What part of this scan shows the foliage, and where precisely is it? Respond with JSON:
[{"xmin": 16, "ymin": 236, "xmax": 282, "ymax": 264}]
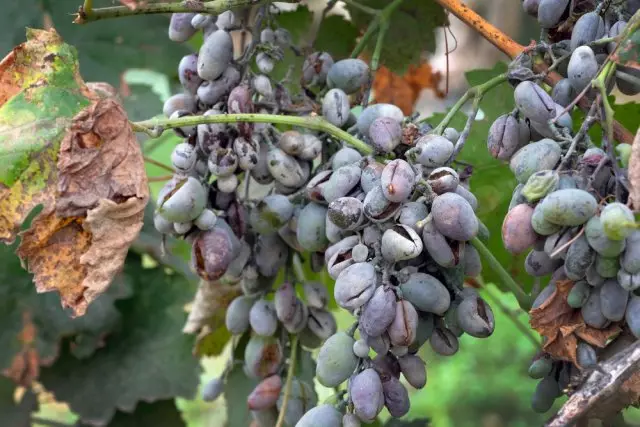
[
  {"xmin": 346, "ymin": 0, "xmax": 447, "ymax": 73},
  {"xmin": 0, "ymin": 0, "xmax": 638, "ymax": 426}
]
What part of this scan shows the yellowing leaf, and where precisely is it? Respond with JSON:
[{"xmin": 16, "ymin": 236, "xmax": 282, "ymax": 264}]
[{"xmin": 0, "ymin": 29, "xmax": 148, "ymax": 316}]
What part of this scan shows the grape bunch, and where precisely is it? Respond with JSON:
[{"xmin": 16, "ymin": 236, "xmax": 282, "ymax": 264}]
[
  {"xmin": 154, "ymin": 5, "xmax": 499, "ymax": 426},
  {"xmin": 480, "ymin": 0, "xmax": 640, "ymax": 414}
]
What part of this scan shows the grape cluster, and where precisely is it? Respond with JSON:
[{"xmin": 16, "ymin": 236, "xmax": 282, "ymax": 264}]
[
  {"xmin": 485, "ymin": 0, "xmax": 640, "ymax": 413},
  {"xmin": 155, "ymin": 6, "xmax": 499, "ymax": 426}
]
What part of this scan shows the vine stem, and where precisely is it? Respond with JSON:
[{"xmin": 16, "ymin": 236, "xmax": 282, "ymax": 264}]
[
  {"xmin": 432, "ymin": 0, "xmax": 636, "ymax": 145},
  {"xmin": 429, "ymin": 73, "xmax": 508, "ymax": 133},
  {"xmin": 74, "ymin": 0, "xmax": 298, "ymax": 24},
  {"xmin": 275, "ymin": 335, "xmax": 299, "ymax": 427},
  {"xmin": 476, "ymin": 277, "xmax": 540, "ymax": 348},
  {"xmin": 82, "ymin": 0, "xmax": 93, "ymax": 16},
  {"xmin": 292, "ymin": 253, "xmax": 306, "ymax": 283},
  {"xmin": 143, "ymin": 155, "xmax": 174, "ymax": 173},
  {"xmin": 133, "ymin": 113, "xmax": 374, "ymax": 155},
  {"xmin": 470, "ymin": 237, "xmax": 533, "ymax": 310},
  {"xmin": 350, "ymin": 0, "xmax": 404, "ymax": 59},
  {"xmin": 593, "ymin": 61, "xmax": 618, "ymax": 146}
]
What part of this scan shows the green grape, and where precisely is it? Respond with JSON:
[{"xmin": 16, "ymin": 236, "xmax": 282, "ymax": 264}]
[
  {"xmin": 528, "ymin": 356, "xmax": 552, "ymax": 379},
  {"xmin": 400, "ymin": 272, "xmax": 451, "ymax": 315},
  {"xmin": 316, "ymin": 332, "xmax": 358, "ymax": 387},
  {"xmin": 567, "ymin": 280, "xmax": 591, "ymax": 308},
  {"xmin": 510, "ymin": 139, "xmax": 561, "ymax": 184}
]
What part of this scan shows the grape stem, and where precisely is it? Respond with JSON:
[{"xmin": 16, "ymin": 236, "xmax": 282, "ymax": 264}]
[
  {"xmin": 82, "ymin": 0, "xmax": 93, "ymax": 17},
  {"xmin": 341, "ymin": 0, "xmax": 378, "ymax": 15},
  {"xmin": 475, "ymin": 277, "xmax": 541, "ymax": 348},
  {"xmin": 74, "ymin": 0, "xmax": 298, "ymax": 24},
  {"xmin": 557, "ymin": 101, "xmax": 599, "ymax": 171},
  {"xmin": 427, "ymin": 73, "xmax": 507, "ymax": 134},
  {"xmin": 359, "ymin": 17, "xmax": 389, "ymax": 108},
  {"xmin": 275, "ymin": 335, "xmax": 299, "ymax": 427},
  {"xmin": 292, "ymin": 253, "xmax": 306, "ymax": 283},
  {"xmin": 470, "ymin": 236, "xmax": 533, "ymax": 310},
  {"xmin": 432, "ymin": 0, "xmax": 637, "ymax": 145},
  {"xmin": 593, "ymin": 61, "xmax": 618, "ymax": 147},
  {"xmin": 143, "ymin": 155, "xmax": 174, "ymax": 173},
  {"xmin": 147, "ymin": 174, "xmax": 175, "ymax": 182},
  {"xmin": 349, "ymin": 0, "xmax": 404, "ymax": 60},
  {"xmin": 132, "ymin": 113, "xmax": 374, "ymax": 155}
]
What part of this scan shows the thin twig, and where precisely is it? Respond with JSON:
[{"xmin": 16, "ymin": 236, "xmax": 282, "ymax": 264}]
[
  {"xmin": 292, "ymin": 253, "xmax": 307, "ymax": 283},
  {"xmin": 360, "ymin": 18, "xmax": 388, "ymax": 108},
  {"xmin": 350, "ymin": 17, "xmax": 380, "ymax": 59},
  {"xmin": 477, "ymin": 279, "xmax": 540, "ymax": 348},
  {"xmin": 432, "ymin": 0, "xmax": 636, "ymax": 145},
  {"xmin": 133, "ymin": 113, "xmax": 374, "ymax": 155},
  {"xmin": 550, "ymin": 226, "xmax": 585, "ymax": 259},
  {"xmin": 75, "ymin": 0, "xmax": 298, "ymax": 24},
  {"xmin": 275, "ymin": 335, "xmax": 299, "ymax": 427},
  {"xmin": 428, "ymin": 73, "xmax": 507, "ymax": 133},
  {"xmin": 448, "ymin": 94, "xmax": 480, "ymax": 161},
  {"xmin": 557, "ymin": 100, "xmax": 599, "ymax": 171},
  {"xmin": 470, "ymin": 236, "xmax": 533, "ymax": 310},
  {"xmin": 341, "ymin": 0, "xmax": 378, "ymax": 15},
  {"xmin": 148, "ymin": 174, "xmax": 174, "ymax": 182},
  {"xmin": 144, "ymin": 155, "xmax": 175, "ymax": 173}
]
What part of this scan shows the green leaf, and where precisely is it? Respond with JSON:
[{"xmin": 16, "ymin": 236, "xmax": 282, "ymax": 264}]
[
  {"xmin": 80, "ymin": 400, "xmax": 186, "ymax": 427},
  {"xmin": 224, "ymin": 361, "xmax": 257, "ymax": 427},
  {"xmin": 427, "ymin": 63, "xmax": 533, "ymax": 291},
  {"xmin": 39, "ymin": 254, "xmax": 201, "ymax": 425},
  {"xmin": 346, "ymin": 0, "xmax": 447, "ymax": 74},
  {"xmin": 614, "ymin": 28, "xmax": 640, "ymax": 69},
  {"xmin": 0, "ymin": 0, "xmax": 190, "ymax": 86},
  {"xmin": 0, "ymin": 29, "xmax": 89, "ymax": 190},
  {"xmin": 315, "ymin": 15, "xmax": 359, "ymax": 60},
  {"xmin": 0, "ymin": 241, "xmax": 124, "ymax": 371},
  {"xmin": 0, "ymin": 377, "xmax": 38, "ymax": 427}
]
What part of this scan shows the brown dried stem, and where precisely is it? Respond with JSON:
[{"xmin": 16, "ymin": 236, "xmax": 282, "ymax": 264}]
[{"xmin": 432, "ymin": 0, "xmax": 635, "ymax": 145}]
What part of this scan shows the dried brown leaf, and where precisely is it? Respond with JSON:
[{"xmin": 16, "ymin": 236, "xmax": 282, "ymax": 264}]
[
  {"xmin": 530, "ymin": 280, "xmax": 621, "ymax": 366},
  {"xmin": 18, "ymin": 99, "xmax": 148, "ymax": 316},
  {"xmin": 1, "ymin": 30, "xmax": 148, "ymax": 316}
]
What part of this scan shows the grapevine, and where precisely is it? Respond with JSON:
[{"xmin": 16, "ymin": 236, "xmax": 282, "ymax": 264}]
[{"xmin": 0, "ymin": 0, "xmax": 638, "ymax": 425}]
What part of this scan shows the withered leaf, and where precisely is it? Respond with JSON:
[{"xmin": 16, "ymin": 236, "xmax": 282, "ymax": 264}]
[
  {"xmin": 0, "ymin": 29, "xmax": 148, "ymax": 316},
  {"xmin": 530, "ymin": 280, "xmax": 621, "ymax": 367},
  {"xmin": 183, "ymin": 280, "xmax": 241, "ymax": 357}
]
